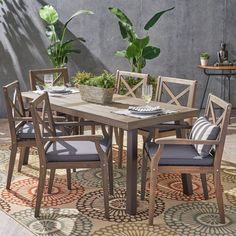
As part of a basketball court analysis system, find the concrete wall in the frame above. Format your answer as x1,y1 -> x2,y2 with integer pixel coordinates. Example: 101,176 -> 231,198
0,0 -> 235,117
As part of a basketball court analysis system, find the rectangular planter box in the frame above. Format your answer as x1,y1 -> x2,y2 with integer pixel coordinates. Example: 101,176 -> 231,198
79,84 -> 114,104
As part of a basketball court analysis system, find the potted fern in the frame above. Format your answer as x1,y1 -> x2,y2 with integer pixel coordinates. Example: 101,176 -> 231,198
73,71 -> 115,104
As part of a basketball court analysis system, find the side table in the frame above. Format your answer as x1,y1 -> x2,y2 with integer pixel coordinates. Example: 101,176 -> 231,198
198,65 -> 236,111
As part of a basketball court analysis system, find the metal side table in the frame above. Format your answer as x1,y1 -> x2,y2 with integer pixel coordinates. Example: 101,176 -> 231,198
198,65 -> 236,111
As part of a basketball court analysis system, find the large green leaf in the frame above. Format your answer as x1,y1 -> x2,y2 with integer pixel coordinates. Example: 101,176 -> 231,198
133,36 -> 150,50
126,44 -> 139,59
142,46 -> 160,59
144,7 -> 174,31
118,21 -> 136,41
109,7 -> 132,26
64,10 -> 94,29
115,50 -> 127,57
39,5 -> 58,25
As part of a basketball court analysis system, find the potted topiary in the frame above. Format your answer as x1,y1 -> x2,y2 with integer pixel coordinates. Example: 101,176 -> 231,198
73,71 -> 115,104
200,52 -> 210,66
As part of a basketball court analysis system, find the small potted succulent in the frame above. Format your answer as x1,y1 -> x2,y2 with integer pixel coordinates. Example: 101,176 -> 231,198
200,52 -> 210,66
73,71 -> 115,104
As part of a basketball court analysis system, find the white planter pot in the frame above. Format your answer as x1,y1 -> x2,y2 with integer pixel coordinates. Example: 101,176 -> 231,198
200,58 -> 208,66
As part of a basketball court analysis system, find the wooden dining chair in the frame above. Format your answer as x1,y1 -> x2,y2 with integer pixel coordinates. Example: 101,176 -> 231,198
114,70 -> 149,168
29,67 -> 69,90
30,92 -> 113,218
3,81 -> 38,189
139,77 -> 198,194
144,94 -> 231,225
141,76 -> 197,138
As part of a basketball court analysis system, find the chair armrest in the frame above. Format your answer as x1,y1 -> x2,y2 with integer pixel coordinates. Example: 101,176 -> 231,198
14,117 -> 33,121
155,138 -> 220,145
44,134 -> 104,142
52,116 -> 66,121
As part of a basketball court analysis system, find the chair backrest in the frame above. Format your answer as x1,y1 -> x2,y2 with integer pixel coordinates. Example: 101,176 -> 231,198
3,81 -> 26,143
204,93 -> 231,166
115,70 -> 148,97
29,67 -> 69,90
155,76 -> 197,108
30,92 -> 56,141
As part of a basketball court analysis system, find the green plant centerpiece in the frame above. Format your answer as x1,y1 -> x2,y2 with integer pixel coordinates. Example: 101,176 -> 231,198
74,71 -> 116,104
109,6 -> 174,73
39,5 -> 93,68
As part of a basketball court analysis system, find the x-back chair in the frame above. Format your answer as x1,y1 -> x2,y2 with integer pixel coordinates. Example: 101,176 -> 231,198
3,81 -> 37,189
141,76 -> 197,138
29,67 -> 69,90
114,70 -> 149,168
30,92 -> 113,218
144,94 -> 231,225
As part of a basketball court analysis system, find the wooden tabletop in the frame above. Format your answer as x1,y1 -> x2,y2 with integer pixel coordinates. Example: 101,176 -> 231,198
22,91 -> 198,130
198,65 -> 236,70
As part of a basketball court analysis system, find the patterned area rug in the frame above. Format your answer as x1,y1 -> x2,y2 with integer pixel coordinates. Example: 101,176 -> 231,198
0,144 -> 236,235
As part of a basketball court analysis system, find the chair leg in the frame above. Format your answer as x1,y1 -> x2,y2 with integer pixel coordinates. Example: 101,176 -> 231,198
48,169 -> 55,194
108,146 -> 114,195
148,158 -> 159,226
66,169 -> 72,190
101,160 -> 110,219
18,147 -> 30,172
214,171 -> 225,224
35,168 -> 47,217
200,174 -> 209,200
6,145 -> 17,190
91,125 -> 96,134
141,148 -> 148,200
117,128 -> 124,169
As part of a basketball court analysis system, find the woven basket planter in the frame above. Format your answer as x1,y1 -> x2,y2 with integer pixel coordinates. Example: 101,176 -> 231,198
79,84 -> 114,104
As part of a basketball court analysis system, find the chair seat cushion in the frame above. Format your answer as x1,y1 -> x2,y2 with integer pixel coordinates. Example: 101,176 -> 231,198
45,139 -> 109,162
140,121 -> 189,133
145,141 -> 214,166
16,122 -> 63,139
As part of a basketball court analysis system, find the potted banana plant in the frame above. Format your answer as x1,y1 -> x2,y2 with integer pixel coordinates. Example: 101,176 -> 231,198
39,5 -> 93,68
109,6 -> 174,73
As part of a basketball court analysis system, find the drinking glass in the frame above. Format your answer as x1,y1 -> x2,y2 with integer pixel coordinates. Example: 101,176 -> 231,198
44,74 -> 54,90
142,84 -> 153,105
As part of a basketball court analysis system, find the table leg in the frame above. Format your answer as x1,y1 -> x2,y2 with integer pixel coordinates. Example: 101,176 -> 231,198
181,174 -> 193,195
126,129 -> 137,215
200,75 -> 210,113
175,120 -> 193,195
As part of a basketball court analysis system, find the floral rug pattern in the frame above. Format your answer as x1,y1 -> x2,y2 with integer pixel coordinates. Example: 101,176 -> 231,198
0,145 -> 236,235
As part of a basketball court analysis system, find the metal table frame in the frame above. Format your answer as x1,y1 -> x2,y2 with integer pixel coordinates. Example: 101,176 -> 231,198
198,65 -> 236,111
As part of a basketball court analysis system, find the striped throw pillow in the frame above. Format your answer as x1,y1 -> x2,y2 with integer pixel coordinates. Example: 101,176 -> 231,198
189,116 -> 220,157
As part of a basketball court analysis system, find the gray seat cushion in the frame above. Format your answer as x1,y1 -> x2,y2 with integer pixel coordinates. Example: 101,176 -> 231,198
45,138 -> 109,162
145,141 -> 214,166
140,121 -> 189,133
16,122 -> 63,139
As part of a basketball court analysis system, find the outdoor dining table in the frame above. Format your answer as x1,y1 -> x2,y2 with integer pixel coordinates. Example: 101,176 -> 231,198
22,90 -> 198,215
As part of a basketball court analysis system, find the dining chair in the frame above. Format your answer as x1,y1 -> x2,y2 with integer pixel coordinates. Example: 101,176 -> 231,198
114,70 -> 149,168
144,93 -> 231,225
3,81 -> 37,189
3,80 -> 82,190
141,76 -> 197,139
29,67 -> 69,90
30,92 -> 113,218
